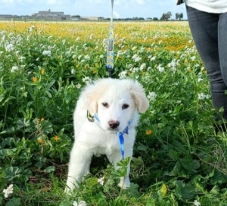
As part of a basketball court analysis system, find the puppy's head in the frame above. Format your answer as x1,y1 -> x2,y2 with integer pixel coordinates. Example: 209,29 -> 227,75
83,78 -> 149,132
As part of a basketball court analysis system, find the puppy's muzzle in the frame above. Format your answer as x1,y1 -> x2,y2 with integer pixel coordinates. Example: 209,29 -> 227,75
108,120 -> 120,129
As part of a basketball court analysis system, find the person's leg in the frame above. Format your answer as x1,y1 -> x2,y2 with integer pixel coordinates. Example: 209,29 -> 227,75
218,13 -> 227,119
186,6 -> 227,122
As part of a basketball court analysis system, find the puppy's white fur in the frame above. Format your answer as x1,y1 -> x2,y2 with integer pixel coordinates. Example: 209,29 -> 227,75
65,78 -> 149,192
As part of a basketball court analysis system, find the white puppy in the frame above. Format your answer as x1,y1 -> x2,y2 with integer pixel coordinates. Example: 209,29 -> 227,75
65,78 -> 149,192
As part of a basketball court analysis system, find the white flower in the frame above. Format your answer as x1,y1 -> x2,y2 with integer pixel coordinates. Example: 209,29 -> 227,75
168,59 -> 178,73
3,184 -> 13,198
117,50 -> 124,56
147,92 -> 157,101
198,93 -> 210,100
5,43 -> 14,52
191,56 -> 196,61
150,56 -> 156,61
11,66 -> 19,72
132,46 -> 137,50
132,54 -> 141,62
2,34 -> 5,41
82,77 -> 92,85
193,200 -> 201,206
29,25 -> 35,32
42,50 -> 51,56
18,56 -> 26,61
71,69 -> 76,74
195,63 -> 200,67
138,47 -> 144,53
15,51 -> 20,56
118,71 -> 127,79
76,83 -> 81,89
0,31 -> 5,36
198,78 -> 203,82
89,34 -> 94,39
126,64 -> 133,69
157,64 -> 164,72
84,55 -> 90,60
100,54 -> 104,59
73,200 -> 87,206
98,177 -> 105,185
140,63 -> 146,71
130,67 -> 139,73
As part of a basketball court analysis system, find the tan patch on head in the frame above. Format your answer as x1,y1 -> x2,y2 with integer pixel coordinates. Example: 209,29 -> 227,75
83,80 -> 110,115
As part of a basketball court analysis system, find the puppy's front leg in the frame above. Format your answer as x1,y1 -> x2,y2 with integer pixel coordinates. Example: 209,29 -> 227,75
65,143 -> 92,193
109,148 -> 133,189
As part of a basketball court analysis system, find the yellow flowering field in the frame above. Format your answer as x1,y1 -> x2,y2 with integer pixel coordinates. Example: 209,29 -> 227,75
0,20 -> 226,206
0,21 -> 191,50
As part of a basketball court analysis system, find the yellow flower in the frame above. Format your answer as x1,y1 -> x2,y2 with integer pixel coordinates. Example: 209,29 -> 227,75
40,118 -> 44,122
53,135 -> 59,141
146,130 -> 152,135
32,76 -> 37,83
41,69 -> 45,75
160,184 -> 168,197
187,68 -> 192,73
38,139 -> 43,144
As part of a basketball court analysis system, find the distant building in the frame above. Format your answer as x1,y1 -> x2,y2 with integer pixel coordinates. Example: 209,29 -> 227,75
33,9 -> 70,20
0,10 -> 105,21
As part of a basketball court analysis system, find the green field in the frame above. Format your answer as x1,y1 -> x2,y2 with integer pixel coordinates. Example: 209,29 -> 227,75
0,21 -> 227,205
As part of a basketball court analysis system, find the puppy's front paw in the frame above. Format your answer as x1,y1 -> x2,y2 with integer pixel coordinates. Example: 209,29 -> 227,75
64,187 -> 71,194
118,177 -> 130,189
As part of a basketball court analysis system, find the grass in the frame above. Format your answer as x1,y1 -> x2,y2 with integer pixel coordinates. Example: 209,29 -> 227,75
0,21 -> 227,205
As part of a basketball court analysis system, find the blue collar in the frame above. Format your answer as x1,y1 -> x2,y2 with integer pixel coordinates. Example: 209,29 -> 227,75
87,111 -> 100,122
87,111 -> 134,160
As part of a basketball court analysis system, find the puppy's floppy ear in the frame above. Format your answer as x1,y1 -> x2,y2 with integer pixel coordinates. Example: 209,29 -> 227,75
129,80 -> 149,113
83,87 -> 99,116
82,80 -> 108,116
84,92 -> 98,116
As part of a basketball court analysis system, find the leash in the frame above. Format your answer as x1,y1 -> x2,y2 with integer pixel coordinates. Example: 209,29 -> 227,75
106,0 -> 114,77
89,0 -> 129,160
116,118 -> 134,159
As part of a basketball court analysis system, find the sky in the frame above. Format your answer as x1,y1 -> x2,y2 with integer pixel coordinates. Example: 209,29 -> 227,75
0,0 -> 187,19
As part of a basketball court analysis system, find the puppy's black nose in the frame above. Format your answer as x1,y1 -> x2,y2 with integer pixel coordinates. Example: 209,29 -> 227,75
108,120 -> 120,129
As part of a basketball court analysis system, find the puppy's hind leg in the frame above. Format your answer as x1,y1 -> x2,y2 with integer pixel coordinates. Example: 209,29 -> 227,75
65,144 -> 92,193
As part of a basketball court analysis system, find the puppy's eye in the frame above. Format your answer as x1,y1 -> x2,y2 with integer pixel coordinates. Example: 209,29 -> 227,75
122,104 -> 129,110
102,102 -> 109,108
